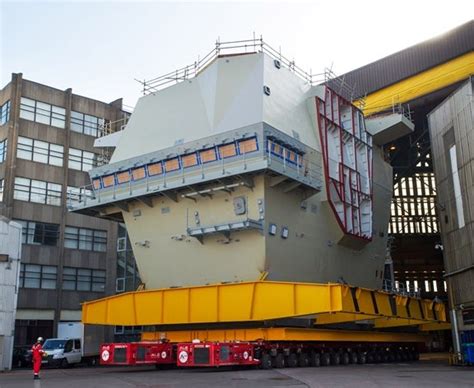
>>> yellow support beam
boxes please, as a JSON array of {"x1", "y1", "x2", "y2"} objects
[
  {"x1": 419, "y1": 322, "x2": 451, "y2": 332},
  {"x1": 142, "y1": 327, "x2": 431, "y2": 344},
  {"x1": 374, "y1": 318, "x2": 426, "y2": 329},
  {"x1": 356, "y1": 52, "x2": 474, "y2": 116},
  {"x1": 315, "y1": 312, "x2": 374, "y2": 325},
  {"x1": 82, "y1": 281, "x2": 446, "y2": 328}
]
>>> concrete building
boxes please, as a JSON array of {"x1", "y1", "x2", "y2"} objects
[
  {"x1": 0, "y1": 217, "x2": 21, "y2": 371},
  {"x1": 428, "y1": 78, "x2": 474, "y2": 334},
  {"x1": 0, "y1": 73, "x2": 128, "y2": 346}
]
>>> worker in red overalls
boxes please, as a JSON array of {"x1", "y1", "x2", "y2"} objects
[{"x1": 31, "y1": 337, "x2": 45, "y2": 380}]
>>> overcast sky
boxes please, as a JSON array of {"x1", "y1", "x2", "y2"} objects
[{"x1": 0, "y1": 1, "x2": 472, "y2": 108}]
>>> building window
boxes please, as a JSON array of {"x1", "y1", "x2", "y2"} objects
[
  {"x1": 389, "y1": 172, "x2": 438, "y2": 234},
  {"x1": 62, "y1": 267, "x2": 106, "y2": 292},
  {"x1": 0, "y1": 100, "x2": 10, "y2": 125},
  {"x1": 0, "y1": 179, "x2": 3, "y2": 202},
  {"x1": 19, "y1": 97, "x2": 66, "y2": 128},
  {"x1": 64, "y1": 226, "x2": 107, "y2": 252},
  {"x1": 68, "y1": 148, "x2": 98, "y2": 171},
  {"x1": 13, "y1": 177, "x2": 62, "y2": 206},
  {"x1": 19, "y1": 264, "x2": 57, "y2": 289},
  {"x1": 71, "y1": 111, "x2": 105, "y2": 137},
  {"x1": 17, "y1": 136, "x2": 64, "y2": 166},
  {"x1": 67, "y1": 186, "x2": 93, "y2": 205},
  {"x1": 14, "y1": 219, "x2": 60, "y2": 246},
  {"x1": 0, "y1": 138, "x2": 6, "y2": 162},
  {"x1": 449, "y1": 145, "x2": 465, "y2": 229}
]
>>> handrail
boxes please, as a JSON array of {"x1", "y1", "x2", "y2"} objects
[
  {"x1": 136, "y1": 37, "x2": 359, "y2": 101},
  {"x1": 68, "y1": 137, "x2": 323, "y2": 209}
]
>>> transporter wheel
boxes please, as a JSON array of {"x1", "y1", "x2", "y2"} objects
[
  {"x1": 330, "y1": 352, "x2": 341, "y2": 366},
  {"x1": 374, "y1": 352, "x2": 382, "y2": 363},
  {"x1": 341, "y1": 352, "x2": 350, "y2": 365},
  {"x1": 298, "y1": 353, "x2": 310, "y2": 367},
  {"x1": 321, "y1": 352, "x2": 331, "y2": 366},
  {"x1": 350, "y1": 352, "x2": 358, "y2": 364},
  {"x1": 273, "y1": 353, "x2": 286, "y2": 368},
  {"x1": 60, "y1": 358, "x2": 69, "y2": 368},
  {"x1": 286, "y1": 353, "x2": 298, "y2": 368},
  {"x1": 260, "y1": 353, "x2": 272, "y2": 370},
  {"x1": 357, "y1": 352, "x2": 366, "y2": 364},
  {"x1": 366, "y1": 352, "x2": 375, "y2": 363},
  {"x1": 309, "y1": 352, "x2": 321, "y2": 367}
]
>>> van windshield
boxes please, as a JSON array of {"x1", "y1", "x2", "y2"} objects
[{"x1": 43, "y1": 340, "x2": 67, "y2": 350}]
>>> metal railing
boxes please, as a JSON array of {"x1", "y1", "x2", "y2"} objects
[
  {"x1": 382, "y1": 279, "x2": 421, "y2": 298},
  {"x1": 136, "y1": 37, "x2": 359, "y2": 101},
  {"x1": 67, "y1": 138, "x2": 322, "y2": 209},
  {"x1": 98, "y1": 116, "x2": 130, "y2": 138}
]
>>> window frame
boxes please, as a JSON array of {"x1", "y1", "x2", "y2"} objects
[
  {"x1": 62, "y1": 266, "x2": 106, "y2": 292},
  {"x1": 17, "y1": 136, "x2": 64, "y2": 166},
  {"x1": 70, "y1": 110, "x2": 106, "y2": 137},
  {"x1": 0, "y1": 138, "x2": 7, "y2": 162},
  {"x1": 14, "y1": 219, "x2": 60, "y2": 246},
  {"x1": 19, "y1": 263, "x2": 57, "y2": 289},
  {"x1": 68, "y1": 147, "x2": 98, "y2": 171},
  {"x1": 0, "y1": 100, "x2": 10, "y2": 126},
  {"x1": 19, "y1": 97, "x2": 65, "y2": 128},
  {"x1": 13, "y1": 177, "x2": 62, "y2": 206},
  {"x1": 64, "y1": 226, "x2": 107, "y2": 252}
]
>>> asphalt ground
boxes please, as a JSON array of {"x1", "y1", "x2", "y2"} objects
[{"x1": 0, "y1": 361, "x2": 473, "y2": 388}]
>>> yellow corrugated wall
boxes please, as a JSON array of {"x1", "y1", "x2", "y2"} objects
[{"x1": 357, "y1": 52, "x2": 474, "y2": 115}]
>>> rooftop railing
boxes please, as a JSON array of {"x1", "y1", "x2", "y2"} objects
[{"x1": 136, "y1": 37, "x2": 358, "y2": 101}]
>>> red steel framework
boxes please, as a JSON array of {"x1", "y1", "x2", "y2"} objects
[{"x1": 315, "y1": 86, "x2": 373, "y2": 241}]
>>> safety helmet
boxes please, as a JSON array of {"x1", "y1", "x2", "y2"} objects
[{"x1": 37, "y1": 337, "x2": 44, "y2": 343}]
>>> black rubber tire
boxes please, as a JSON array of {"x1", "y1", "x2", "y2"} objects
[
  {"x1": 260, "y1": 353, "x2": 272, "y2": 369},
  {"x1": 310, "y1": 352, "x2": 321, "y2": 367},
  {"x1": 321, "y1": 352, "x2": 331, "y2": 366},
  {"x1": 350, "y1": 352, "x2": 358, "y2": 364},
  {"x1": 341, "y1": 352, "x2": 350, "y2": 365},
  {"x1": 357, "y1": 353, "x2": 367, "y2": 364},
  {"x1": 367, "y1": 352, "x2": 375, "y2": 363},
  {"x1": 298, "y1": 353, "x2": 310, "y2": 367},
  {"x1": 60, "y1": 358, "x2": 69, "y2": 368},
  {"x1": 374, "y1": 352, "x2": 382, "y2": 363},
  {"x1": 274, "y1": 353, "x2": 285, "y2": 368},
  {"x1": 330, "y1": 352, "x2": 341, "y2": 366},
  {"x1": 400, "y1": 352, "x2": 408, "y2": 361},
  {"x1": 286, "y1": 353, "x2": 298, "y2": 368}
]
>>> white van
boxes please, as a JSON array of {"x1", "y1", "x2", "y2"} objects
[
  {"x1": 42, "y1": 338, "x2": 82, "y2": 367},
  {"x1": 41, "y1": 322, "x2": 101, "y2": 367}
]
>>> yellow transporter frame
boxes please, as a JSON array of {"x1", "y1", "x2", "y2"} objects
[{"x1": 82, "y1": 281, "x2": 449, "y2": 343}]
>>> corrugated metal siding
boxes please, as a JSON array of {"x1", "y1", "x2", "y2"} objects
[{"x1": 339, "y1": 20, "x2": 474, "y2": 98}]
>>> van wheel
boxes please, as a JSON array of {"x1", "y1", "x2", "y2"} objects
[{"x1": 60, "y1": 358, "x2": 69, "y2": 368}]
